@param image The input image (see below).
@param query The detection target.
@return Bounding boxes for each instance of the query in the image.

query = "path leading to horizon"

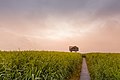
[80,58,90,80]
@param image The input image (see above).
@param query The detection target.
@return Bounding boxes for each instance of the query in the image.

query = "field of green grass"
[86,53,120,80]
[0,51,82,80]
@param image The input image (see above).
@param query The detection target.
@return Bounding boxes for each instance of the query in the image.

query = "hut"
[69,46,79,52]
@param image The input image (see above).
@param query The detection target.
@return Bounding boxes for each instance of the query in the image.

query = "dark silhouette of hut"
[69,46,79,52]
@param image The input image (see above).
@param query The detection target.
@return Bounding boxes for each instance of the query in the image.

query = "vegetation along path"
[80,58,90,80]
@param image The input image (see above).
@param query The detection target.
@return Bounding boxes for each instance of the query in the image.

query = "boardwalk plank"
[80,58,90,80]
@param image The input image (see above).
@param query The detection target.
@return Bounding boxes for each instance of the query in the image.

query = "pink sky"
[0,0,120,52]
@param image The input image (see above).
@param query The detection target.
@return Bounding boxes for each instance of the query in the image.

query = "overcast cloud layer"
[0,0,120,52]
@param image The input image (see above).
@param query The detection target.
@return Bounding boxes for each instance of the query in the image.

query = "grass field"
[0,51,82,80]
[86,53,120,80]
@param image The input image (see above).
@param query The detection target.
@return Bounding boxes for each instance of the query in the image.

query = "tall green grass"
[0,51,82,80]
[86,53,120,80]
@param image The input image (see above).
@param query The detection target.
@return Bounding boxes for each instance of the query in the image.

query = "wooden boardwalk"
[80,58,90,80]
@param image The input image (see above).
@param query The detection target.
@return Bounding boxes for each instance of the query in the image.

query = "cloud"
[0,0,87,14]
[94,0,120,19]
[0,29,34,50]
[0,0,120,52]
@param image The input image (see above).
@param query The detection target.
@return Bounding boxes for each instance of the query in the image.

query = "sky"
[0,0,120,52]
